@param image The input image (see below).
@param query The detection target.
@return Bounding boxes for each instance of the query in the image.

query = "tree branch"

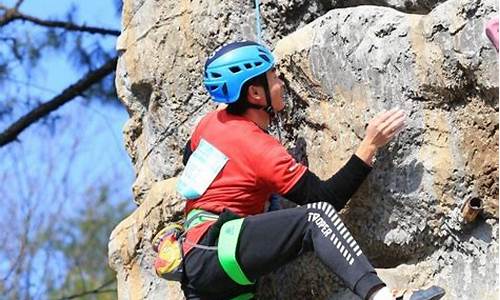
[14,0,24,10]
[55,278,116,300]
[0,5,120,36]
[0,36,22,60]
[0,56,118,147]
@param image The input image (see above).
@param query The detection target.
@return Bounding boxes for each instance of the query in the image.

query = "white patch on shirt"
[177,139,228,200]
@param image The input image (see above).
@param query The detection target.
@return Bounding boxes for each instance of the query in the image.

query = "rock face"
[108,178,185,299]
[115,0,341,205]
[110,0,498,299]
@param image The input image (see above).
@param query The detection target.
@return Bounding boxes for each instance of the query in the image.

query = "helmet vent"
[255,61,262,67]
[259,54,271,63]
[229,66,241,73]
[222,83,228,96]
[244,63,252,69]
[211,72,222,78]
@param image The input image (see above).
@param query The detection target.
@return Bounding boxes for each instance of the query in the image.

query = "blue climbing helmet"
[204,41,275,104]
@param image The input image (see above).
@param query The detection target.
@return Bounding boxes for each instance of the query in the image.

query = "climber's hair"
[226,73,268,116]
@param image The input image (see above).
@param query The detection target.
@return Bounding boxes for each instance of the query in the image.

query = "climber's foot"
[393,286,445,300]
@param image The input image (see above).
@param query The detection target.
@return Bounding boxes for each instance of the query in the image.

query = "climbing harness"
[185,209,255,287]
[152,209,219,281]
[230,293,254,300]
[153,208,254,288]
[217,218,255,286]
[184,208,219,229]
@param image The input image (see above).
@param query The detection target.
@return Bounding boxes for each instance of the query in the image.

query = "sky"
[0,0,133,208]
[0,1,134,296]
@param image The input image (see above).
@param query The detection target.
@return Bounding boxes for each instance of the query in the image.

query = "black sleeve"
[283,154,372,211]
[182,139,193,166]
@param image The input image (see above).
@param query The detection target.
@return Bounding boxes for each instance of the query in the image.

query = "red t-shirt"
[183,109,307,253]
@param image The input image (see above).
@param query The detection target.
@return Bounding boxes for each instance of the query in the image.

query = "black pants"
[181,202,384,300]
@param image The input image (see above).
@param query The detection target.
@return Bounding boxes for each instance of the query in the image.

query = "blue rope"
[255,0,261,43]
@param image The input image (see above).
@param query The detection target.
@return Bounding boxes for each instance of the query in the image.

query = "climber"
[155,41,444,300]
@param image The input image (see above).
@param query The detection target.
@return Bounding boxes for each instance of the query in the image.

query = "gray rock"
[110,0,498,298]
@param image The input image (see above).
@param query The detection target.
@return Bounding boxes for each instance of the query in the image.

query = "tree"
[0,0,120,146]
[0,1,133,299]
[0,118,133,299]
[46,186,130,300]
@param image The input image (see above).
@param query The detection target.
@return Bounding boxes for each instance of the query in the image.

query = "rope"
[254,0,283,143]
[276,113,283,143]
[254,0,262,43]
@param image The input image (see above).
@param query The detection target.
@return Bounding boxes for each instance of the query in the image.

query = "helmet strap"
[246,102,265,110]
[263,76,273,113]
[262,77,283,143]
[246,75,283,142]
[245,75,274,115]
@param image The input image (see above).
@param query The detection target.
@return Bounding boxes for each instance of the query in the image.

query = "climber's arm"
[284,154,371,210]
[285,108,406,210]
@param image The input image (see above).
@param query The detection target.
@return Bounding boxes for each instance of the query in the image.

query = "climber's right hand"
[355,108,406,166]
